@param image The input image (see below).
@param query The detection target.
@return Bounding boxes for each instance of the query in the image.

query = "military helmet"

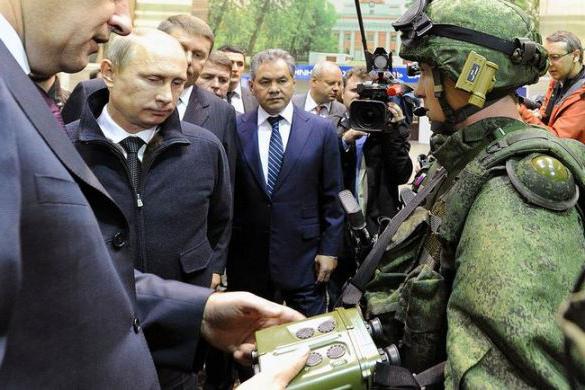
[393,0,548,97]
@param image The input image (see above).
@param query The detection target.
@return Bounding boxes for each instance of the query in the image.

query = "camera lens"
[349,100,389,132]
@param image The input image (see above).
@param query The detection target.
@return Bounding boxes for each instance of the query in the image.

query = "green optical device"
[252,307,401,390]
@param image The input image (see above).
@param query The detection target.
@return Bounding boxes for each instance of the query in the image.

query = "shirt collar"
[258,100,294,126]
[232,82,243,98]
[305,91,330,113]
[180,85,194,104]
[97,104,158,145]
[0,14,31,74]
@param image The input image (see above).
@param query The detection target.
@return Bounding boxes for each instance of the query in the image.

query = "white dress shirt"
[177,85,193,120]
[0,14,31,74]
[304,91,331,117]
[97,104,158,162]
[257,101,294,185]
[229,82,245,114]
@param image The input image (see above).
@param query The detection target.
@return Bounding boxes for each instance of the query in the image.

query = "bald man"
[65,29,232,388]
[292,60,346,124]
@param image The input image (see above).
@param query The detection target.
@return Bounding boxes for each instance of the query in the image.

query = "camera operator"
[339,67,412,231]
[328,66,412,309]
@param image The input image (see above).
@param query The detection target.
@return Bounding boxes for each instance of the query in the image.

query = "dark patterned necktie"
[266,115,284,196]
[226,90,235,104]
[119,136,145,192]
[36,85,65,129]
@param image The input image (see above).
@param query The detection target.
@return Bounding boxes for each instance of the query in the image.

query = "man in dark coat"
[63,14,238,189]
[66,28,232,388]
[0,1,306,388]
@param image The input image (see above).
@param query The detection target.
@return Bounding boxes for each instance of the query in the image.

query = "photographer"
[329,67,412,309]
[339,67,413,233]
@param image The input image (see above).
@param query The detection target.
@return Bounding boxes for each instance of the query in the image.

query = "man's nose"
[108,0,132,36]
[156,85,173,104]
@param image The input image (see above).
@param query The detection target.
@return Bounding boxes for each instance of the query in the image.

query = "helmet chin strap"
[430,67,502,134]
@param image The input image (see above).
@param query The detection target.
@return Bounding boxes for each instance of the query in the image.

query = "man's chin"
[59,54,90,75]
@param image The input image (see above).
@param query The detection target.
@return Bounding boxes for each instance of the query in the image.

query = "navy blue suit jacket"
[227,106,344,292]
[0,40,210,388]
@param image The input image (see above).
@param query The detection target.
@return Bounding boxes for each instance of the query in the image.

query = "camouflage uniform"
[558,267,585,387]
[364,0,585,387]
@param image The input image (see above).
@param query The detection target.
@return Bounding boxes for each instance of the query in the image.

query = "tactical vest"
[364,124,585,375]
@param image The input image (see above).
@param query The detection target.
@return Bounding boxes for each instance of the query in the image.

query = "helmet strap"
[432,67,458,134]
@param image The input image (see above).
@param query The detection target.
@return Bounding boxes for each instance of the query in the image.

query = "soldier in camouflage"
[364,0,585,387]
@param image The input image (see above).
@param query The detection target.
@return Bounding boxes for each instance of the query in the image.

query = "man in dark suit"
[292,60,346,125]
[63,14,238,185]
[0,2,306,388]
[196,50,233,99]
[219,45,258,114]
[228,49,344,317]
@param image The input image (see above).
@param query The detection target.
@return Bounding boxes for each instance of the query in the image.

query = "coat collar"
[76,88,190,146]
[182,85,210,126]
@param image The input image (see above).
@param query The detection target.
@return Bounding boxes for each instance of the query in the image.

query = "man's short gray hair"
[546,31,583,63]
[106,29,146,70]
[250,49,295,80]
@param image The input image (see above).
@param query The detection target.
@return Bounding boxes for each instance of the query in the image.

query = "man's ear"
[248,80,256,96]
[100,59,115,88]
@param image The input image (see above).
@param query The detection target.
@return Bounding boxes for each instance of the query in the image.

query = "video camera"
[348,47,414,133]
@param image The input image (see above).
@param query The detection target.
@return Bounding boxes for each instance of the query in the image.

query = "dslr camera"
[348,47,413,132]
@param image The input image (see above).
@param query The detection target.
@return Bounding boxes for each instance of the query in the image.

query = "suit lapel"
[183,85,210,127]
[273,107,311,192]
[237,110,269,197]
[0,41,115,203]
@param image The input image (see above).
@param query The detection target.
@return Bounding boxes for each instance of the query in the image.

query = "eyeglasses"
[547,52,573,62]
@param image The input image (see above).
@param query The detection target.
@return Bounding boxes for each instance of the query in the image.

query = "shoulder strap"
[338,167,448,307]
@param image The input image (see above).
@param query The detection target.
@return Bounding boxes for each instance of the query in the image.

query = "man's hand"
[200,292,305,365]
[210,273,221,290]
[314,255,338,283]
[387,102,405,123]
[342,129,368,145]
[238,345,309,390]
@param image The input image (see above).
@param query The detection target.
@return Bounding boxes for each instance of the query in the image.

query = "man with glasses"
[520,30,585,143]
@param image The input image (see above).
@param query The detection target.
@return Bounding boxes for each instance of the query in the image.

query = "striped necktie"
[266,115,284,196]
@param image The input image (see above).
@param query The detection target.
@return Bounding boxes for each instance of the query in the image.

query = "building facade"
[331,0,406,64]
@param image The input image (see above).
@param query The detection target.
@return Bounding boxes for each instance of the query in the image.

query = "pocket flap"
[35,174,87,206]
[179,239,213,273]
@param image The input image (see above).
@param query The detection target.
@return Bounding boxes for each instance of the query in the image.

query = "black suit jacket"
[63,81,237,186]
[0,41,210,388]
[183,85,237,184]
[339,118,413,233]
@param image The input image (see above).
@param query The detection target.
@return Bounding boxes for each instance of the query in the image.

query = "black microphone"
[338,190,371,246]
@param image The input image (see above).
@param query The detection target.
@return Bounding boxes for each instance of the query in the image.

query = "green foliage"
[508,0,540,29]
[209,0,337,62]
